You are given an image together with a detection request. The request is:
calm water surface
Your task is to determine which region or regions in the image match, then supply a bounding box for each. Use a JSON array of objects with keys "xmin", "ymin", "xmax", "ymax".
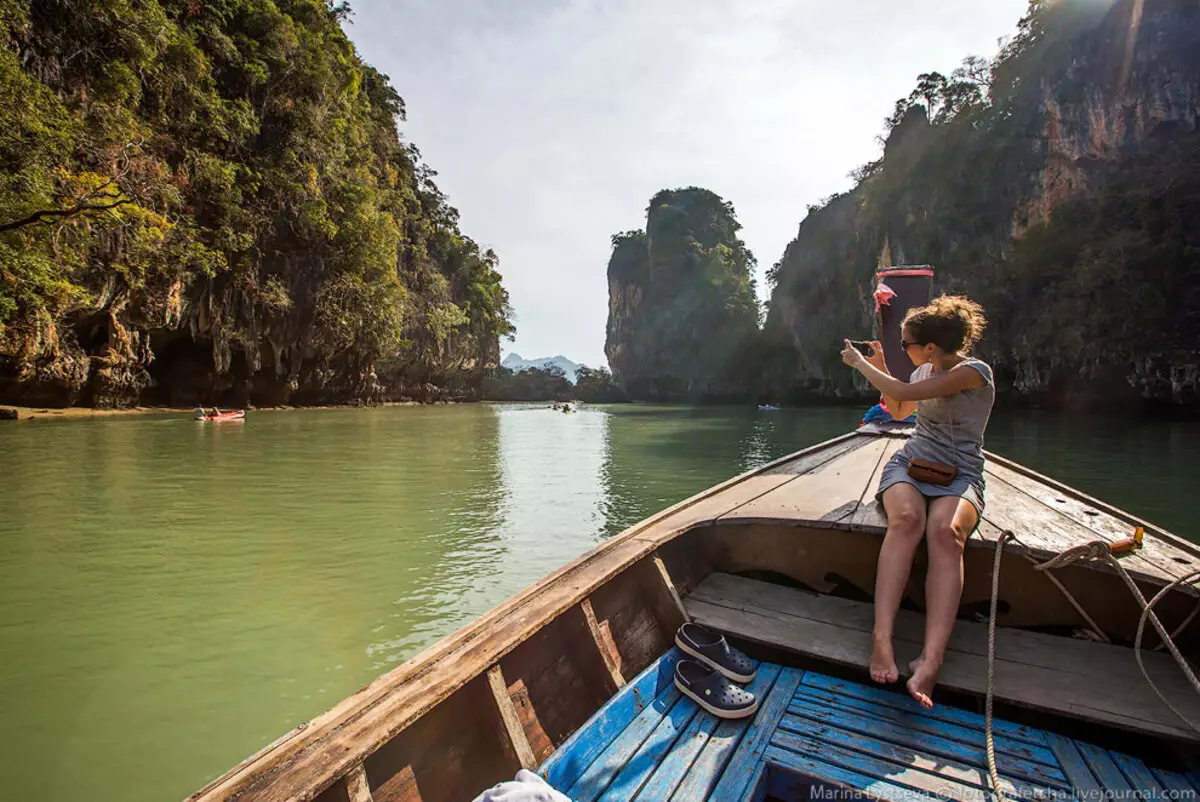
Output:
[{"xmin": 0, "ymin": 404, "xmax": 1195, "ymax": 801}]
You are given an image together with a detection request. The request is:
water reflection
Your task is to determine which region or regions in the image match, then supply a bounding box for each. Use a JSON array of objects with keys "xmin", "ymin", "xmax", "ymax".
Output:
[{"xmin": 0, "ymin": 403, "xmax": 1195, "ymax": 802}]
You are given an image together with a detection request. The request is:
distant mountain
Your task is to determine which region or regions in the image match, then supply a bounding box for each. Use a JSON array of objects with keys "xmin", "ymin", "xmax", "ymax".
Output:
[{"xmin": 502, "ymin": 353, "xmax": 585, "ymax": 383}]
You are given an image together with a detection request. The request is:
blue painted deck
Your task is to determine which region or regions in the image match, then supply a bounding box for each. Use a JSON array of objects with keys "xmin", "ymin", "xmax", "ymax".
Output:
[{"xmin": 538, "ymin": 649, "xmax": 1200, "ymax": 801}]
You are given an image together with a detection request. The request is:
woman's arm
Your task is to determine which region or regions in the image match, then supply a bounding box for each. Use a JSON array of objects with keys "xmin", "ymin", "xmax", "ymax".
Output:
[
  {"xmin": 863, "ymin": 340, "xmax": 917, "ymax": 420},
  {"xmin": 842, "ymin": 340, "xmax": 985, "ymax": 402}
]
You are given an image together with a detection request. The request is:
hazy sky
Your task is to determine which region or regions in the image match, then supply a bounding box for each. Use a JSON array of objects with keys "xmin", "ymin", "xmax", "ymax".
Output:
[{"xmin": 346, "ymin": 0, "xmax": 1031, "ymax": 368}]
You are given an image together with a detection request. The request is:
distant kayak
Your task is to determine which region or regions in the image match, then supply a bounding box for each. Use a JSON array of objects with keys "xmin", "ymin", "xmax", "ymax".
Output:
[
  {"xmin": 758, "ymin": 404, "xmax": 780, "ymax": 411},
  {"xmin": 202, "ymin": 410, "xmax": 246, "ymax": 421}
]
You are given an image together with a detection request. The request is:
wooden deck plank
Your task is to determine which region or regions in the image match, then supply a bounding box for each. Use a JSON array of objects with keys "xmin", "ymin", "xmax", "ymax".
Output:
[
  {"xmin": 791, "ymin": 687, "xmax": 1057, "ymax": 768},
  {"xmin": 565, "ymin": 688, "xmax": 683, "ymax": 801},
  {"xmin": 984, "ymin": 461, "xmax": 1196, "ymax": 590},
  {"xmin": 777, "ymin": 710, "xmax": 1063, "ymax": 797},
  {"xmin": 686, "ymin": 574, "xmax": 1200, "ymax": 742},
  {"xmin": 983, "ymin": 450, "xmax": 1200, "ymax": 573},
  {"xmin": 637, "ymin": 435, "xmax": 871, "ymax": 541},
  {"xmin": 668, "ymin": 663, "xmax": 782, "ymax": 802},
  {"xmin": 763, "ymin": 745, "xmax": 938, "ymax": 802},
  {"xmin": 705, "ymin": 668, "xmax": 805, "ymax": 800},
  {"xmin": 1074, "ymin": 742, "xmax": 1134, "ymax": 793},
  {"xmin": 539, "ymin": 648, "xmax": 681, "ymax": 791},
  {"xmin": 784, "ymin": 700, "xmax": 1068, "ymax": 790},
  {"xmin": 1109, "ymin": 751, "xmax": 1165, "ymax": 796},
  {"xmin": 717, "ymin": 438, "xmax": 893, "ymax": 528},
  {"xmin": 1149, "ymin": 767, "xmax": 1199, "ymax": 794},
  {"xmin": 631, "ymin": 702, "xmax": 721, "ymax": 801},
  {"xmin": 800, "ymin": 674, "xmax": 1050, "ymax": 749},
  {"xmin": 849, "ymin": 437, "xmax": 906, "ymax": 532},
  {"xmin": 1043, "ymin": 733, "xmax": 1102, "ymax": 796},
  {"xmin": 596, "ymin": 695, "xmax": 699, "ymax": 802},
  {"xmin": 770, "ymin": 728, "xmax": 995, "ymax": 801}
]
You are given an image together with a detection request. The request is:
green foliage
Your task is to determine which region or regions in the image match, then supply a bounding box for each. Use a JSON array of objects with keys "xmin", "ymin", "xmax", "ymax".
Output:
[
  {"xmin": 574, "ymin": 366, "xmax": 627, "ymax": 403},
  {"xmin": 765, "ymin": 0, "xmax": 1200, "ymax": 408},
  {"xmin": 481, "ymin": 366, "xmax": 573, "ymax": 402},
  {"xmin": 0, "ymin": 0, "xmax": 512, "ymax": 403},
  {"xmin": 605, "ymin": 188, "xmax": 761, "ymax": 401}
]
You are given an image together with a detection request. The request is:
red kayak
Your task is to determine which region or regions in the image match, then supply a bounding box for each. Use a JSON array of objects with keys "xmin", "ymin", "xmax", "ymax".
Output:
[{"xmin": 203, "ymin": 410, "xmax": 245, "ymax": 421}]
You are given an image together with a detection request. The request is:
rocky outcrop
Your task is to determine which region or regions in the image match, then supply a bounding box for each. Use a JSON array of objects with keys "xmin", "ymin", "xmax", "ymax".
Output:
[
  {"xmin": 764, "ymin": 0, "xmax": 1200, "ymax": 410},
  {"xmin": 605, "ymin": 189, "xmax": 760, "ymax": 401},
  {"xmin": 0, "ymin": 0, "xmax": 510, "ymax": 409}
]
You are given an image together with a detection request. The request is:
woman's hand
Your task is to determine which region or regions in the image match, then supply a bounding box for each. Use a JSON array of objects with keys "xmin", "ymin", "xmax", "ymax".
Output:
[
  {"xmin": 841, "ymin": 339, "xmax": 867, "ymax": 369},
  {"xmin": 865, "ymin": 340, "xmax": 887, "ymax": 371}
]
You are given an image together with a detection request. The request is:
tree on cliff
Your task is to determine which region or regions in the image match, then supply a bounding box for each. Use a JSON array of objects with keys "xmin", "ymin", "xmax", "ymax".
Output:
[
  {"xmin": 764, "ymin": 0, "xmax": 1200, "ymax": 410},
  {"xmin": 0, "ymin": 0, "xmax": 512, "ymax": 407},
  {"xmin": 604, "ymin": 188, "xmax": 761, "ymax": 402}
]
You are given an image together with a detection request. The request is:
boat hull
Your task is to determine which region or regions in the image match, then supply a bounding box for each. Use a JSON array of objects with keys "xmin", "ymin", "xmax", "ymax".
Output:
[{"xmin": 187, "ymin": 432, "xmax": 1200, "ymax": 802}]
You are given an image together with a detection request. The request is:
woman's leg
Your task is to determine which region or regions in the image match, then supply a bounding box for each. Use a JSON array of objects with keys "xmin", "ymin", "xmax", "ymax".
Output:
[
  {"xmin": 907, "ymin": 495, "xmax": 979, "ymax": 708},
  {"xmin": 871, "ymin": 483, "xmax": 927, "ymax": 683}
]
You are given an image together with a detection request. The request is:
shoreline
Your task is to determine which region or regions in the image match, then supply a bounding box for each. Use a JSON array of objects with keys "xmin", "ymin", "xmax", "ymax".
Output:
[{"xmin": 0, "ymin": 400, "xmax": 447, "ymax": 422}]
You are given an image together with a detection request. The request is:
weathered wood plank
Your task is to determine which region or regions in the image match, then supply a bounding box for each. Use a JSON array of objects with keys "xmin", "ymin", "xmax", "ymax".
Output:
[
  {"xmin": 343, "ymin": 764, "xmax": 373, "ymax": 802},
  {"xmin": 763, "ymin": 745, "xmax": 933, "ymax": 802},
  {"xmin": 487, "ymin": 665, "xmax": 538, "ymax": 770},
  {"xmin": 718, "ymin": 438, "xmax": 892, "ymax": 528},
  {"xmin": 596, "ymin": 694, "xmax": 699, "ymax": 802},
  {"xmin": 705, "ymin": 668, "xmax": 804, "ymax": 800},
  {"xmin": 566, "ymin": 688, "xmax": 683, "ymax": 801},
  {"xmin": 1149, "ymin": 767, "xmax": 1199, "ymax": 795},
  {"xmin": 849, "ymin": 437, "xmax": 906, "ymax": 532},
  {"xmin": 539, "ymin": 648, "xmax": 681, "ymax": 791},
  {"xmin": 778, "ymin": 709, "xmax": 1063, "ymax": 797},
  {"xmin": 1109, "ymin": 751, "xmax": 1165, "ymax": 796},
  {"xmin": 984, "ymin": 461, "xmax": 1196, "ymax": 591},
  {"xmin": 702, "ymin": 572, "xmax": 1192, "ymax": 693},
  {"xmin": 1043, "ymin": 733, "xmax": 1102, "ymax": 796},
  {"xmin": 790, "ymin": 687, "xmax": 1055, "ymax": 767},
  {"xmin": 667, "ymin": 663, "xmax": 782, "ymax": 802},
  {"xmin": 983, "ymin": 450, "xmax": 1200, "ymax": 566},
  {"xmin": 783, "ymin": 700, "xmax": 1068, "ymax": 790},
  {"xmin": 800, "ymin": 673, "xmax": 1049, "ymax": 749},
  {"xmin": 1074, "ymin": 742, "xmax": 1133, "ymax": 793},
  {"xmin": 770, "ymin": 726, "xmax": 1028, "ymax": 801},
  {"xmin": 631, "ymin": 699, "xmax": 722, "ymax": 801},
  {"xmin": 581, "ymin": 597, "xmax": 626, "ymax": 691},
  {"xmin": 737, "ymin": 764, "xmax": 768, "ymax": 802},
  {"xmin": 650, "ymin": 552, "xmax": 690, "ymax": 623},
  {"xmin": 686, "ymin": 574, "xmax": 1200, "ymax": 742}
]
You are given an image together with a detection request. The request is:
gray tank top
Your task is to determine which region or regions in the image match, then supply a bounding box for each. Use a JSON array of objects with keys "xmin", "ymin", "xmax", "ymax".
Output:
[{"xmin": 904, "ymin": 358, "xmax": 995, "ymax": 479}]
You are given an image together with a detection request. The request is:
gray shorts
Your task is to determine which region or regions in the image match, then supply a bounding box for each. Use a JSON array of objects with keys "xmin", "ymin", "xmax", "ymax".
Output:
[{"xmin": 874, "ymin": 450, "xmax": 985, "ymax": 520}]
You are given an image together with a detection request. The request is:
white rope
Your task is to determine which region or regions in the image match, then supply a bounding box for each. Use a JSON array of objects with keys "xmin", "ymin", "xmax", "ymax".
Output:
[
  {"xmin": 985, "ymin": 532, "xmax": 1200, "ymax": 802},
  {"xmin": 1116, "ymin": 562, "xmax": 1200, "ymax": 733},
  {"xmin": 985, "ymin": 531, "xmax": 1015, "ymax": 801}
]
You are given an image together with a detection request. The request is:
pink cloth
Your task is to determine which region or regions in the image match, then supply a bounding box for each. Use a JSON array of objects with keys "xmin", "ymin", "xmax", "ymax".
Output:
[{"xmin": 874, "ymin": 281, "xmax": 897, "ymax": 311}]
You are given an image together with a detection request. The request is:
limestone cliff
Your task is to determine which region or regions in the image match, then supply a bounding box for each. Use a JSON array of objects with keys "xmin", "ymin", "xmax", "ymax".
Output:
[
  {"xmin": 0, "ymin": 0, "xmax": 511, "ymax": 408},
  {"xmin": 605, "ymin": 188, "xmax": 760, "ymax": 401},
  {"xmin": 764, "ymin": 0, "xmax": 1200, "ymax": 410}
]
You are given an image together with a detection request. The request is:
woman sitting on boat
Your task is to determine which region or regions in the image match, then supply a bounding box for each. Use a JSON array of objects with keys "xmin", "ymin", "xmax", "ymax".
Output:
[{"xmin": 840, "ymin": 295, "xmax": 993, "ymax": 709}]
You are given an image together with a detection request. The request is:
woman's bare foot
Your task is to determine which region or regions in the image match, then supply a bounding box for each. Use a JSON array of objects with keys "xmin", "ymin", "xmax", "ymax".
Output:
[
  {"xmin": 906, "ymin": 656, "xmax": 941, "ymax": 709},
  {"xmin": 870, "ymin": 636, "xmax": 899, "ymax": 683}
]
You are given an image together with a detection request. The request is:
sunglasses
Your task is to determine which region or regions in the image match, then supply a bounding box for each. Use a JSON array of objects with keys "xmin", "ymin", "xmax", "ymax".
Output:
[{"xmin": 900, "ymin": 339, "xmax": 922, "ymax": 350}]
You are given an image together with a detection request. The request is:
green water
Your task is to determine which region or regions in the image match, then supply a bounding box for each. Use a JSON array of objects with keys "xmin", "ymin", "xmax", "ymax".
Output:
[{"xmin": 0, "ymin": 404, "xmax": 1196, "ymax": 801}]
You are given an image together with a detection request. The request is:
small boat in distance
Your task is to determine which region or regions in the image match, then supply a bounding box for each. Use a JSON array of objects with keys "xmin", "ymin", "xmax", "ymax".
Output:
[
  {"xmin": 199, "ymin": 410, "xmax": 246, "ymax": 422},
  {"xmin": 758, "ymin": 403, "xmax": 780, "ymax": 411}
]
